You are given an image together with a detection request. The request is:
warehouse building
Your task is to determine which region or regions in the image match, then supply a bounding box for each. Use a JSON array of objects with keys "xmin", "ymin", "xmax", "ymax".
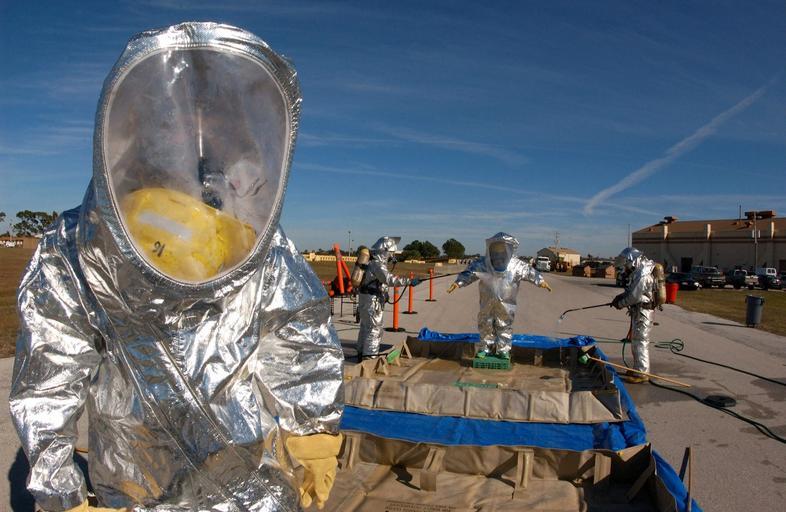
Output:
[
  {"xmin": 536, "ymin": 246, "xmax": 581, "ymax": 267},
  {"xmin": 632, "ymin": 211, "xmax": 786, "ymax": 272}
]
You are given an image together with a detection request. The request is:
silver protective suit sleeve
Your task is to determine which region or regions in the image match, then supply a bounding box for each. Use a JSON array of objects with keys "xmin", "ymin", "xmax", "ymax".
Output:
[
  {"xmin": 9, "ymin": 23, "xmax": 344, "ymax": 512},
  {"xmin": 617, "ymin": 251, "xmax": 656, "ymax": 372},
  {"xmin": 9, "ymin": 209, "xmax": 101, "ymax": 512},
  {"xmin": 356, "ymin": 251, "xmax": 410, "ymax": 357},
  {"xmin": 454, "ymin": 233, "xmax": 543, "ymax": 355}
]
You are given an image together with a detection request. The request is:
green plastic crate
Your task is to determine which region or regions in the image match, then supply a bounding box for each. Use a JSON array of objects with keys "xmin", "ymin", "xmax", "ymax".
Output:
[
  {"xmin": 472, "ymin": 355, "xmax": 511, "ymax": 370},
  {"xmin": 453, "ymin": 381, "xmax": 499, "ymax": 389}
]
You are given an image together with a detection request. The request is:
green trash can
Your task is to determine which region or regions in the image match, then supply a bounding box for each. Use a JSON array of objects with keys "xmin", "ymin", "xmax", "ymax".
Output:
[{"xmin": 745, "ymin": 295, "xmax": 765, "ymax": 327}]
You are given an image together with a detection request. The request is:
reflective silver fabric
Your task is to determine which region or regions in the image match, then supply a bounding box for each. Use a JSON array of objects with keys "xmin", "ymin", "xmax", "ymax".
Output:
[
  {"xmin": 454, "ymin": 233, "xmax": 544, "ymax": 355},
  {"xmin": 629, "ymin": 306, "xmax": 654, "ymax": 373},
  {"xmin": 356, "ymin": 238, "xmax": 409, "ymax": 358},
  {"xmin": 9, "ymin": 23, "xmax": 343, "ymax": 512},
  {"xmin": 616, "ymin": 248, "xmax": 656, "ymax": 372},
  {"xmin": 356, "ymin": 294, "xmax": 385, "ymax": 357}
]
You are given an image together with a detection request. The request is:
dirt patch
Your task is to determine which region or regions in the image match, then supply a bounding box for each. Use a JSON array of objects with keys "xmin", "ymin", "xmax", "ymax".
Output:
[
  {"xmin": 308, "ymin": 260, "xmax": 438, "ymax": 282},
  {"xmin": 0, "ymin": 248, "xmax": 36, "ymax": 358}
]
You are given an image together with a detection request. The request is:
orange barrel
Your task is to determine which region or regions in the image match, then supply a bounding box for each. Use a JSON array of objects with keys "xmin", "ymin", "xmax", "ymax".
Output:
[
  {"xmin": 385, "ymin": 286, "xmax": 405, "ymax": 332},
  {"xmin": 666, "ymin": 282, "xmax": 679, "ymax": 304}
]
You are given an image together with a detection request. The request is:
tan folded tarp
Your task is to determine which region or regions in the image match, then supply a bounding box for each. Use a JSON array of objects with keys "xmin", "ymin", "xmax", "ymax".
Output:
[
  {"xmin": 312, "ymin": 432, "xmax": 677, "ymax": 512},
  {"xmin": 344, "ymin": 338, "xmax": 626, "ymax": 424}
]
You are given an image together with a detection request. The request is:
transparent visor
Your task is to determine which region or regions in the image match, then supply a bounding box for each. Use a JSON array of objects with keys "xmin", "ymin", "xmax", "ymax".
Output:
[
  {"xmin": 488, "ymin": 242, "xmax": 511, "ymax": 272},
  {"xmin": 104, "ymin": 48, "xmax": 289, "ymax": 283}
]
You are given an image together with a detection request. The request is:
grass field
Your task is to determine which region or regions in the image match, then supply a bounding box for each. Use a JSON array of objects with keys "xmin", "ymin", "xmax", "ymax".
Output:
[
  {"xmin": 675, "ymin": 287, "xmax": 786, "ymax": 336},
  {"xmin": 0, "ymin": 248, "xmax": 35, "ymax": 358}
]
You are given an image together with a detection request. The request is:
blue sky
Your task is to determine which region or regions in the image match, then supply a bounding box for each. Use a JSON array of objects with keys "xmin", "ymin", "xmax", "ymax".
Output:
[{"xmin": 1, "ymin": 0, "xmax": 784, "ymax": 256}]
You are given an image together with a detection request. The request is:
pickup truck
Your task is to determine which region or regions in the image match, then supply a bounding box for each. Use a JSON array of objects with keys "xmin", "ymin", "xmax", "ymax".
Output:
[
  {"xmin": 725, "ymin": 269, "xmax": 757, "ymax": 289},
  {"xmin": 690, "ymin": 266, "xmax": 726, "ymax": 288},
  {"xmin": 535, "ymin": 256, "xmax": 551, "ymax": 272}
]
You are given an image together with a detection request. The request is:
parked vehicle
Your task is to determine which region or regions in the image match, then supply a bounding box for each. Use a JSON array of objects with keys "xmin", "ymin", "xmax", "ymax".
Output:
[
  {"xmin": 535, "ymin": 256, "xmax": 551, "ymax": 272},
  {"xmin": 756, "ymin": 267, "xmax": 777, "ymax": 278},
  {"xmin": 725, "ymin": 269, "xmax": 757, "ymax": 290},
  {"xmin": 666, "ymin": 272, "xmax": 701, "ymax": 290},
  {"xmin": 690, "ymin": 265, "xmax": 725, "ymax": 288},
  {"xmin": 757, "ymin": 273, "xmax": 783, "ymax": 290}
]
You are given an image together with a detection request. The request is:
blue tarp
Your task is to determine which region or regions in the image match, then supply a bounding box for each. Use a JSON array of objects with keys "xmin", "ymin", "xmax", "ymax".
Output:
[
  {"xmin": 340, "ymin": 329, "xmax": 701, "ymax": 512},
  {"xmin": 416, "ymin": 327, "xmax": 597, "ymax": 348}
]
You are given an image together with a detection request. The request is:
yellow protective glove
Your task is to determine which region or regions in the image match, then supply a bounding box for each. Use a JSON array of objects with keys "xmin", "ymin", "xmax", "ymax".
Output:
[
  {"xmin": 447, "ymin": 282, "xmax": 459, "ymax": 294},
  {"xmin": 62, "ymin": 501, "xmax": 126, "ymax": 512},
  {"xmin": 286, "ymin": 433, "xmax": 343, "ymax": 510},
  {"xmin": 540, "ymin": 281, "xmax": 552, "ymax": 292}
]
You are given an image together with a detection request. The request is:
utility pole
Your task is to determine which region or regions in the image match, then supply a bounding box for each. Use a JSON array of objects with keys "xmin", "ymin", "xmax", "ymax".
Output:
[
  {"xmin": 753, "ymin": 216, "xmax": 758, "ymax": 270},
  {"xmin": 348, "ymin": 230, "xmax": 352, "ymax": 254},
  {"xmin": 627, "ymin": 224, "xmax": 631, "ymax": 247},
  {"xmin": 747, "ymin": 210, "xmax": 768, "ymax": 270}
]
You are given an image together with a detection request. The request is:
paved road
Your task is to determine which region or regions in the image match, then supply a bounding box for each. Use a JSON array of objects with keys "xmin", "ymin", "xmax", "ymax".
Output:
[
  {"xmin": 1, "ymin": 272, "xmax": 784, "ymax": 510},
  {"xmin": 335, "ymin": 272, "xmax": 786, "ymax": 512}
]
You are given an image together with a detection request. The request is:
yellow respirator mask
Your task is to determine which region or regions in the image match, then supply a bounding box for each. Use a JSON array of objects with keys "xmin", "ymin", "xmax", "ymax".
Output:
[{"xmin": 121, "ymin": 187, "xmax": 257, "ymax": 282}]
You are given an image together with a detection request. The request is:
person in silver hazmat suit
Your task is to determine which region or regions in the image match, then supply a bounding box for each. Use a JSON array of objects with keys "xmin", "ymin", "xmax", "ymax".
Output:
[
  {"xmin": 9, "ymin": 23, "xmax": 345, "ymax": 512},
  {"xmin": 356, "ymin": 237, "xmax": 418, "ymax": 360},
  {"xmin": 612, "ymin": 247, "xmax": 656, "ymax": 383},
  {"xmin": 447, "ymin": 233, "xmax": 551, "ymax": 359}
]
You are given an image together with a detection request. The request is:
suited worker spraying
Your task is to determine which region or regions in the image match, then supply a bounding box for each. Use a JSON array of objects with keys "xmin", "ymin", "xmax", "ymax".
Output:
[
  {"xmin": 448, "ymin": 233, "xmax": 551, "ymax": 359},
  {"xmin": 9, "ymin": 23, "xmax": 344, "ymax": 512},
  {"xmin": 355, "ymin": 236, "xmax": 420, "ymax": 361}
]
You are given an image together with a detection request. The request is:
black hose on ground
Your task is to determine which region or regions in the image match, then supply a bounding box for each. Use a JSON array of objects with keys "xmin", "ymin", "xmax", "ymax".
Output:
[
  {"xmin": 648, "ymin": 379, "xmax": 786, "ymax": 444},
  {"xmin": 617, "ymin": 337, "xmax": 786, "ymax": 444},
  {"xmin": 595, "ymin": 334, "xmax": 784, "ymax": 387},
  {"xmin": 656, "ymin": 338, "xmax": 785, "ymax": 387}
]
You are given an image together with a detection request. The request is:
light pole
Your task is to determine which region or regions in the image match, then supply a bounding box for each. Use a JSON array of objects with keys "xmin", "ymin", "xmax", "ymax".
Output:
[
  {"xmin": 746, "ymin": 210, "xmax": 769, "ymax": 270},
  {"xmin": 753, "ymin": 215, "xmax": 758, "ymax": 270},
  {"xmin": 348, "ymin": 230, "xmax": 352, "ymax": 253}
]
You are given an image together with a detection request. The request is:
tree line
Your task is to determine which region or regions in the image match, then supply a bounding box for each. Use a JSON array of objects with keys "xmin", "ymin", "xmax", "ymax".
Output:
[
  {"xmin": 400, "ymin": 238, "xmax": 465, "ymax": 261},
  {"xmin": 307, "ymin": 238, "xmax": 468, "ymax": 260},
  {"xmin": 0, "ymin": 210, "xmax": 59, "ymax": 237}
]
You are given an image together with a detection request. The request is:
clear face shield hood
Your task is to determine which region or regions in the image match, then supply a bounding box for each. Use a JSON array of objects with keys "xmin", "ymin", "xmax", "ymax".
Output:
[
  {"xmin": 616, "ymin": 247, "xmax": 643, "ymax": 274},
  {"xmin": 486, "ymin": 232, "xmax": 518, "ymax": 272},
  {"xmin": 95, "ymin": 24, "xmax": 299, "ymax": 284},
  {"xmin": 372, "ymin": 236, "xmax": 401, "ymax": 262}
]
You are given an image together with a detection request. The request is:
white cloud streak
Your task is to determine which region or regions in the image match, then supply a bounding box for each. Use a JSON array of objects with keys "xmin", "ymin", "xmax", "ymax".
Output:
[
  {"xmin": 584, "ymin": 78, "xmax": 776, "ymax": 214},
  {"xmin": 374, "ymin": 125, "xmax": 529, "ymax": 167},
  {"xmin": 297, "ymin": 162, "xmax": 527, "ymax": 193},
  {"xmin": 296, "ymin": 162, "xmax": 659, "ymax": 216},
  {"xmin": 298, "ymin": 132, "xmax": 398, "ymax": 148},
  {"xmin": 0, "ymin": 120, "xmax": 93, "ymax": 157}
]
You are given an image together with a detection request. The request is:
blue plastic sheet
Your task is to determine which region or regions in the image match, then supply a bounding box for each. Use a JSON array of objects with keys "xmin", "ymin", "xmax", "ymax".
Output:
[
  {"xmin": 417, "ymin": 327, "xmax": 596, "ymax": 348},
  {"xmin": 340, "ymin": 329, "xmax": 701, "ymax": 511}
]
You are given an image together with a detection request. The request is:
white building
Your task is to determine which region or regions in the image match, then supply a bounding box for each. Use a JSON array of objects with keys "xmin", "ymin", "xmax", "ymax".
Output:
[{"xmin": 536, "ymin": 246, "xmax": 581, "ymax": 267}]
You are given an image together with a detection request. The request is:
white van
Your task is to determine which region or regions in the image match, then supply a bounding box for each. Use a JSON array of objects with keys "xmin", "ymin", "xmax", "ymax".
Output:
[
  {"xmin": 535, "ymin": 256, "xmax": 551, "ymax": 272},
  {"xmin": 755, "ymin": 267, "xmax": 777, "ymax": 277}
]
